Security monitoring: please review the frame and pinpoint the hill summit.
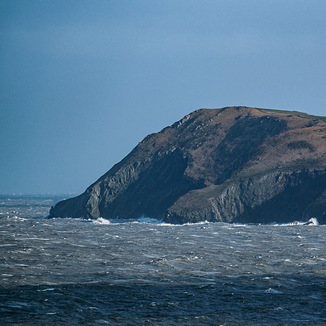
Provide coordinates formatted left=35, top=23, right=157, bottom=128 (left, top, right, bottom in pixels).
left=49, top=106, right=326, bottom=224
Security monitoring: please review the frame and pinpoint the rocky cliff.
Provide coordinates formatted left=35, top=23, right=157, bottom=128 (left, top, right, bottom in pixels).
left=49, top=106, right=326, bottom=224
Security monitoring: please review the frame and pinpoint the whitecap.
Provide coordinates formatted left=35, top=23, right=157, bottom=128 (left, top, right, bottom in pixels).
left=272, top=217, right=319, bottom=226
left=38, top=288, right=55, bottom=292
left=306, top=217, right=319, bottom=226
left=93, top=217, right=111, bottom=225
left=264, top=288, right=283, bottom=294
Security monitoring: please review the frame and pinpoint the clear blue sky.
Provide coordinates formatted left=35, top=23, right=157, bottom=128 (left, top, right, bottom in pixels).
left=1, top=0, right=326, bottom=194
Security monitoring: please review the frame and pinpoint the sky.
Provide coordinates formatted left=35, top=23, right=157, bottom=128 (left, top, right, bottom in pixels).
left=1, top=0, right=326, bottom=194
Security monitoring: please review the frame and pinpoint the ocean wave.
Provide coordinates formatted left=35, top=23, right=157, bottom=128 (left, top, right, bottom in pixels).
left=272, top=218, right=319, bottom=226
left=87, top=217, right=321, bottom=227
left=5, top=214, right=320, bottom=228
left=92, top=217, right=111, bottom=225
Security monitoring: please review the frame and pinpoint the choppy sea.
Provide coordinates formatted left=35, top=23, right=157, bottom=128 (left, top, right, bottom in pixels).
left=1, top=195, right=326, bottom=325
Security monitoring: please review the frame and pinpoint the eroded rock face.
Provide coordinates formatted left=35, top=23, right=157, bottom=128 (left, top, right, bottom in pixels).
left=165, top=169, right=326, bottom=224
left=49, top=106, right=326, bottom=224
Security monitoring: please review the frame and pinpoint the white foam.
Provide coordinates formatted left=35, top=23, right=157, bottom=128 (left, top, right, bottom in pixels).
left=273, top=217, right=319, bottom=226
left=306, top=217, right=319, bottom=226
left=88, top=216, right=319, bottom=227
left=264, top=288, right=283, bottom=294
left=93, top=217, right=111, bottom=225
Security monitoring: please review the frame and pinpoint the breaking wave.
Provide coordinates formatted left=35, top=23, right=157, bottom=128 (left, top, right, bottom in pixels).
left=272, top=217, right=319, bottom=226
left=1, top=195, right=325, bottom=325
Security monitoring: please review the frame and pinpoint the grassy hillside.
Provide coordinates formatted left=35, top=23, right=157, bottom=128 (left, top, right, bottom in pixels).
left=259, top=108, right=326, bottom=121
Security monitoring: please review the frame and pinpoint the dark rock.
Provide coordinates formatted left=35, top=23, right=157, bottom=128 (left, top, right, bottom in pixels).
left=49, top=106, right=326, bottom=224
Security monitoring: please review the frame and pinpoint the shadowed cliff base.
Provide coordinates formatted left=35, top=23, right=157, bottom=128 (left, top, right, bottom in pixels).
left=49, top=106, right=326, bottom=224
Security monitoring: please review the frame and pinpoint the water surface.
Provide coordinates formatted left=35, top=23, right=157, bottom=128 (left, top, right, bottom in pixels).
left=1, top=195, right=325, bottom=325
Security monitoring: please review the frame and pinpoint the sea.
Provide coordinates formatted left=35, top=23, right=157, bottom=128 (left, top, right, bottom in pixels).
left=1, top=195, right=326, bottom=325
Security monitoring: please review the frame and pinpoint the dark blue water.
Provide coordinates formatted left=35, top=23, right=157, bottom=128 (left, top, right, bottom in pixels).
left=1, top=195, right=326, bottom=325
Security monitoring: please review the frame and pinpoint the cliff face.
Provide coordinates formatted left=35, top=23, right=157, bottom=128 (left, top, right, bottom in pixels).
left=49, top=106, right=326, bottom=224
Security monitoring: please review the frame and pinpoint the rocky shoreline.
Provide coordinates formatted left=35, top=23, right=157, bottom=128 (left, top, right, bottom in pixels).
left=49, top=106, right=326, bottom=224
